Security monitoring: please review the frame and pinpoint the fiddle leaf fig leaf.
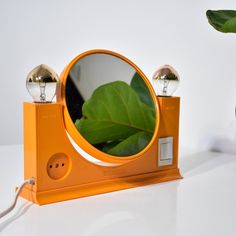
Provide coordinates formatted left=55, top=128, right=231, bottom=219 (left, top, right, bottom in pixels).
left=206, top=10, right=236, bottom=33
left=107, top=131, right=152, bottom=156
left=76, top=81, right=155, bottom=145
left=102, top=141, right=121, bottom=153
left=130, top=72, right=155, bottom=109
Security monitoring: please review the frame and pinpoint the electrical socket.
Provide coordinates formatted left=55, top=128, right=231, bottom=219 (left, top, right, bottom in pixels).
left=47, top=153, right=70, bottom=180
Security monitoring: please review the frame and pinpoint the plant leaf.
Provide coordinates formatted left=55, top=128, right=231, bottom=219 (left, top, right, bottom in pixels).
left=76, top=81, right=155, bottom=145
left=206, top=10, right=236, bottom=33
left=130, top=72, right=155, bottom=109
left=102, top=141, right=121, bottom=153
left=107, top=131, right=152, bottom=156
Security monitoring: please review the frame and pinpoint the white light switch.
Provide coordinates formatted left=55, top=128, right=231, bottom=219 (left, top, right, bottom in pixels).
left=158, top=137, right=173, bottom=166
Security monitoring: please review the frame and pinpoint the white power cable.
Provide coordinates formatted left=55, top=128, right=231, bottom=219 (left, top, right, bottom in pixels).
left=0, top=178, right=35, bottom=219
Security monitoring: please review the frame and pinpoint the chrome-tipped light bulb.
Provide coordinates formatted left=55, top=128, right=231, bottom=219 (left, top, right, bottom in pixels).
left=152, top=65, right=180, bottom=96
left=26, top=64, right=59, bottom=103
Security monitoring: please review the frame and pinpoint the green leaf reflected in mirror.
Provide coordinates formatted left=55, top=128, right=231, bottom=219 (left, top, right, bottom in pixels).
left=106, top=131, right=153, bottom=156
left=75, top=72, right=156, bottom=156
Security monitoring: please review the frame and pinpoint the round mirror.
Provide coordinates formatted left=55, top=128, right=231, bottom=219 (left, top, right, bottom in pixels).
left=60, top=50, right=159, bottom=162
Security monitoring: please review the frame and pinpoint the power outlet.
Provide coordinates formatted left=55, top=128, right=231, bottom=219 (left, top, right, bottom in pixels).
left=47, top=153, right=70, bottom=180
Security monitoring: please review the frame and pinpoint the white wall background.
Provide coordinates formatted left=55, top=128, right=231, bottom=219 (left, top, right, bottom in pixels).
left=0, top=0, right=236, bottom=156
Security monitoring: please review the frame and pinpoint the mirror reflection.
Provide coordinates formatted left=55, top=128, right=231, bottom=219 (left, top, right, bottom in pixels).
left=66, top=53, right=156, bottom=157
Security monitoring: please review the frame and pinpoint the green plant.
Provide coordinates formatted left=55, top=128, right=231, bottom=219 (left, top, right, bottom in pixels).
left=206, top=10, right=236, bottom=33
left=75, top=73, right=155, bottom=156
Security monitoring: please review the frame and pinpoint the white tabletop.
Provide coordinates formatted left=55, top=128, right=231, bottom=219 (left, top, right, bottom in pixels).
left=0, top=145, right=236, bottom=236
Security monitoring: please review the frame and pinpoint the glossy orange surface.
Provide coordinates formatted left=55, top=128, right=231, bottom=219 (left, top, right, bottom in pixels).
left=21, top=96, right=181, bottom=205
left=21, top=49, right=181, bottom=205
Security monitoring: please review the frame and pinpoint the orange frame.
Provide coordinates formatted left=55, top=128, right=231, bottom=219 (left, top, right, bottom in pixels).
left=60, top=49, right=160, bottom=164
left=20, top=49, right=182, bottom=205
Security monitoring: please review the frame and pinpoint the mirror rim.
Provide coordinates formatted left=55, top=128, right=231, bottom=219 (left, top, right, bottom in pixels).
left=59, top=49, right=160, bottom=164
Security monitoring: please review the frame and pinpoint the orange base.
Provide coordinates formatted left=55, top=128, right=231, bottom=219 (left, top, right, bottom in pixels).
left=21, top=97, right=181, bottom=205
left=21, top=168, right=181, bottom=205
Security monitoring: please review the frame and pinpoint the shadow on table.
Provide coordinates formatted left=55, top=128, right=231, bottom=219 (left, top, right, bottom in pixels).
left=0, top=201, right=33, bottom=233
left=180, top=151, right=236, bottom=178
left=211, top=137, right=236, bottom=155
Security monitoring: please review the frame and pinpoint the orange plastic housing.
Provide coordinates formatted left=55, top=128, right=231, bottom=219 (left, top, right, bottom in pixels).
left=21, top=96, right=182, bottom=205
left=21, top=49, right=182, bottom=205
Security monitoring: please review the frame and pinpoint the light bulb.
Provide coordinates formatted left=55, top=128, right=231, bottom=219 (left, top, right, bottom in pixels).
left=26, top=64, right=59, bottom=103
left=152, top=65, right=180, bottom=97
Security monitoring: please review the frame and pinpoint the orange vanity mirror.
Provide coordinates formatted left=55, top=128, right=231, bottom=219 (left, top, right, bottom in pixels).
left=21, top=49, right=182, bottom=205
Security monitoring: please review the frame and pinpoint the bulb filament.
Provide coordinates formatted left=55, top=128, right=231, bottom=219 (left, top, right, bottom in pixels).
left=39, top=82, right=46, bottom=102
left=163, top=79, right=169, bottom=96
